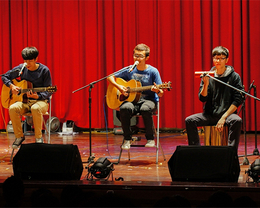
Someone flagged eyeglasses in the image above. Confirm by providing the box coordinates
[133,54,145,58]
[213,57,226,61]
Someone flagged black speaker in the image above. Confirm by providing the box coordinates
[13,143,83,180]
[168,145,240,182]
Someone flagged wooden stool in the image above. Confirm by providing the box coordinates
[204,126,228,146]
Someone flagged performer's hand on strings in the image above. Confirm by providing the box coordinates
[118,85,129,96]
[26,90,39,99]
[151,82,160,93]
[10,84,20,95]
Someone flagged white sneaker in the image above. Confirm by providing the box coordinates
[121,140,131,150]
[35,137,44,143]
[145,140,155,147]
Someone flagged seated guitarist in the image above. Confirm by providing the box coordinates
[107,43,164,150]
[1,46,52,149]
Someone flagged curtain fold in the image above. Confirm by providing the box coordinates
[0,0,260,131]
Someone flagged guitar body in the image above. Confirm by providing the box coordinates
[1,79,28,109]
[1,79,57,109]
[106,78,142,110]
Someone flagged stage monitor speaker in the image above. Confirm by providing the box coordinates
[168,145,240,182]
[13,143,83,180]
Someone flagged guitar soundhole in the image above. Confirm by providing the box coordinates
[119,94,129,102]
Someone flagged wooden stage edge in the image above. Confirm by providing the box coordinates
[1,179,260,207]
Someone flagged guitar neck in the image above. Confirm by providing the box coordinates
[130,85,153,92]
[20,87,48,93]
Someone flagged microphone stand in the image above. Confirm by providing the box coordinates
[205,74,260,165]
[242,85,260,157]
[205,74,260,101]
[72,66,131,165]
[236,81,255,165]
[253,85,259,155]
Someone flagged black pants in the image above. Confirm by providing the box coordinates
[119,99,156,141]
[185,113,242,150]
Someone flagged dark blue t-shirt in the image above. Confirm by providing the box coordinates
[2,63,52,100]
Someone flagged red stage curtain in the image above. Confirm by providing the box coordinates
[0,0,260,131]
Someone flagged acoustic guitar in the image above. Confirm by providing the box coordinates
[1,79,57,109]
[106,78,171,110]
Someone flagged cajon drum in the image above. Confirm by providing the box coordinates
[204,126,228,146]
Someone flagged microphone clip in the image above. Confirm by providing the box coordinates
[200,72,212,78]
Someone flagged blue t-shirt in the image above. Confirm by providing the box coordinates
[115,65,162,102]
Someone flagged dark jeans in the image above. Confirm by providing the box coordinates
[185,113,242,150]
[119,99,156,141]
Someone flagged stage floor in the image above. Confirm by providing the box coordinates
[0,130,258,181]
[0,130,260,207]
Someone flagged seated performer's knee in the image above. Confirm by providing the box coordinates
[9,105,16,113]
[120,102,134,111]
[30,104,41,115]
[231,116,242,129]
[237,117,242,125]
[140,108,152,116]
[185,116,193,125]
[9,104,20,115]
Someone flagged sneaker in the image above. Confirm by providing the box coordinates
[121,140,131,150]
[12,136,25,149]
[35,137,44,143]
[145,140,155,147]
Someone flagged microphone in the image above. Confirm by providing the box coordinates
[128,61,139,73]
[18,63,27,76]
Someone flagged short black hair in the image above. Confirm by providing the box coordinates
[21,46,39,60]
[212,46,229,58]
[133,43,150,57]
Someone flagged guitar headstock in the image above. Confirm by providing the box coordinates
[160,82,172,91]
[47,85,57,93]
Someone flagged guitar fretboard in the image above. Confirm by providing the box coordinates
[20,87,48,93]
[129,86,152,92]
[129,84,166,92]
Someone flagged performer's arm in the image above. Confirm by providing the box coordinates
[107,76,118,88]
[107,76,128,96]
[9,84,21,95]
[200,76,209,97]
[2,67,21,95]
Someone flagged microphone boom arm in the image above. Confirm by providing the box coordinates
[72,66,130,93]
[205,74,260,101]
